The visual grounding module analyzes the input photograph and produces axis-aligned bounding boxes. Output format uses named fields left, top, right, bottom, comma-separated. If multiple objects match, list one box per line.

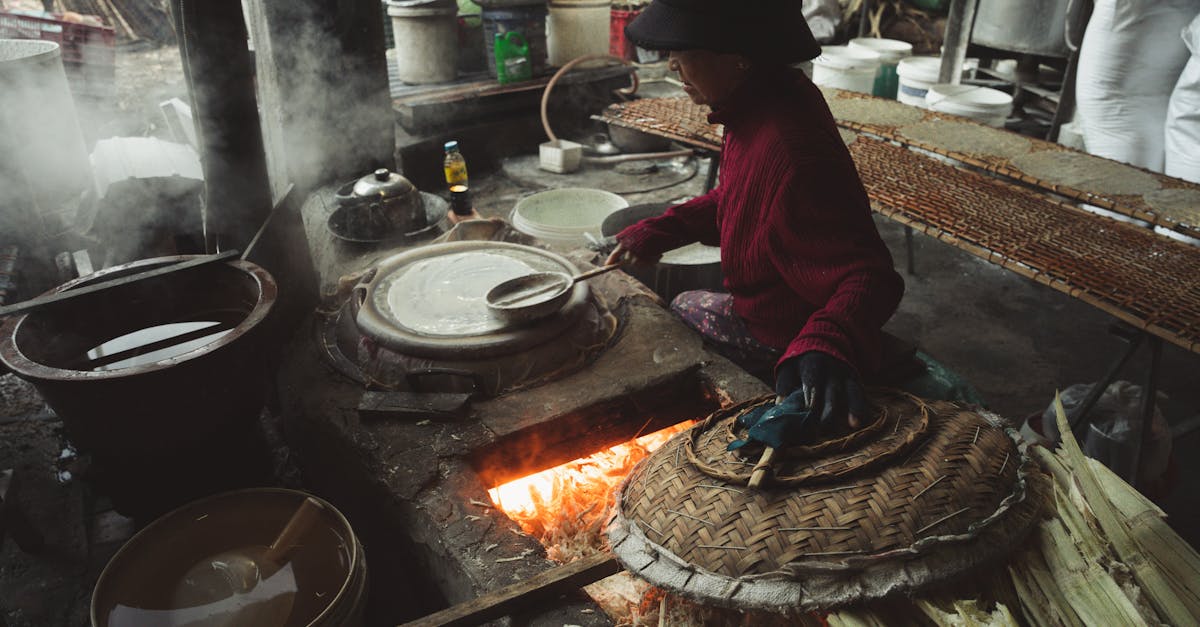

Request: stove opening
left=485, top=421, right=700, bottom=624
left=481, top=412, right=811, bottom=625
left=486, top=421, right=694, bottom=563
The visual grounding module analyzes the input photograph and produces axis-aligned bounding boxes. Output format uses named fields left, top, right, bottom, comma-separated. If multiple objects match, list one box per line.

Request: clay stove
left=278, top=229, right=770, bottom=623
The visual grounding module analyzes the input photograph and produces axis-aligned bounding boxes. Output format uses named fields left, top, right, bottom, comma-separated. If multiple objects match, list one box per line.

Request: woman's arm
left=765, top=163, right=904, bottom=376
left=613, top=187, right=722, bottom=262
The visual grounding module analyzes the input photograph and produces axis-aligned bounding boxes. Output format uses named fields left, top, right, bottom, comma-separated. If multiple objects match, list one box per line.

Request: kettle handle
left=500, top=31, right=527, bottom=49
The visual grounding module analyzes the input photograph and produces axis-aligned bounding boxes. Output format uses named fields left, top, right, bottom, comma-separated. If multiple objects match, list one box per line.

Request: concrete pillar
left=170, top=0, right=273, bottom=252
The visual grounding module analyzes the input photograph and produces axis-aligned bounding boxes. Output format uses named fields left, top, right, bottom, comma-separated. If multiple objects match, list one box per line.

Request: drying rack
left=597, top=93, right=1200, bottom=486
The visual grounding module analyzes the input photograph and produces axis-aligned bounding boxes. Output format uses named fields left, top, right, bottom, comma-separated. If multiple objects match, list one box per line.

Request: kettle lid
left=352, top=168, right=416, bottom=199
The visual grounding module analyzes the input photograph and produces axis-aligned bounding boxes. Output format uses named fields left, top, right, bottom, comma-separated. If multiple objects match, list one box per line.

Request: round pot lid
left=607, top=392, right=1047, bottom=613
left=351, top=168, right=417, bottom=200
left=355, top=241, right=592, bottom=360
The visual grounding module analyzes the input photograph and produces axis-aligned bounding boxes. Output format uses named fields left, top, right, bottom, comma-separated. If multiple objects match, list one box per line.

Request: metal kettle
left=344, top=168, right=426, bottom=234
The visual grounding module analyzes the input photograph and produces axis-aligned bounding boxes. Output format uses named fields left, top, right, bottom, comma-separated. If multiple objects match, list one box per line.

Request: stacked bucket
left=811, top=36, right=1012, bottom=128
left=388, top=0, right=621, bottom=84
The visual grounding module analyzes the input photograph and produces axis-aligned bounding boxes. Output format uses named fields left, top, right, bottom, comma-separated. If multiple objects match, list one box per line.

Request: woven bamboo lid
left=607, top=392, right=1047, bottom=612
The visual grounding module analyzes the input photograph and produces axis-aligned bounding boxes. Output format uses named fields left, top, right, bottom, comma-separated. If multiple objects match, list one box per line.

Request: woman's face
left=668, top=50, right=749, bottom=107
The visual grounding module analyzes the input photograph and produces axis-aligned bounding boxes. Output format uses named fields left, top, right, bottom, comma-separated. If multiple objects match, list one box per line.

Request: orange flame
left=487, top=421, right=694, bottom=561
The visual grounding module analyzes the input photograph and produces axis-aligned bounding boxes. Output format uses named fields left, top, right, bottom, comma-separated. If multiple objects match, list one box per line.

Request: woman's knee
left=670, top=290, right=721, bottom=316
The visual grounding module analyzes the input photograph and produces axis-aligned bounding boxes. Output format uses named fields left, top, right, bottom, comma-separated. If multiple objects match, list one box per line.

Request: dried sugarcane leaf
left=1008, top=546, right=1085, bottom=627
left=1038, top=517, right=1148, bottom=626
left=1055, top=482, right=1111, bottom=562
left=1007, top=557, right=1064, bottom=627
left=1029, top=445, right=1071, bottom=489
left=913, top=599, right=960, bottom=626
left=1061, top=474, right=1163, bottom=622
left=1085, top=458, right=1200, bottom=612
left=1085, top=458, right=1165, bottom=518
left=826, top=608, right=891, bottom=627
left=913, top=597, right=1019, bottom=626
left=950, top=599, right=1019, bottom=626
left=1052, top=396, right=1194, bottom=624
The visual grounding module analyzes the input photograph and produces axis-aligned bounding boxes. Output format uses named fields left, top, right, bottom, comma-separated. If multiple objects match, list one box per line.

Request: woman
left=607, top=0, right=904, bottom=443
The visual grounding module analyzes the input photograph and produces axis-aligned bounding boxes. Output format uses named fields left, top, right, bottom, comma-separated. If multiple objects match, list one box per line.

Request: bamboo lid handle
left=261, top=497, right=324, bottom=567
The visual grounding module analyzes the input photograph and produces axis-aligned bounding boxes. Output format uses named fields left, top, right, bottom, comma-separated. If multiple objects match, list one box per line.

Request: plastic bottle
left=494, top=32, right=532, bottom=85
left=443, top=140, right=468, bottom=189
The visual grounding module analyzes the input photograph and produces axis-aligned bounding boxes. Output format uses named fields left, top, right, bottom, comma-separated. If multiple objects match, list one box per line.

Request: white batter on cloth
left=660, top=242, right=721, bottom=265
left=385, top=252, right=536, bottom=336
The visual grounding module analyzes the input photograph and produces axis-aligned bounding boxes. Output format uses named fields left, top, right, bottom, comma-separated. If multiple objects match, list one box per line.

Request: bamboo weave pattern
left=850, top=136, right=1200, bottom=354
left=826, top=89, right=1200, bottom=234
left=609, top=393, right=1046, bottom=611
left=597, top=97, right=723, bottom=152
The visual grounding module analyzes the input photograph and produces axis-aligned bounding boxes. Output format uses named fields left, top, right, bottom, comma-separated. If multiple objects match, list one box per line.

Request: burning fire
left=488, top=421, right=695, bottom=562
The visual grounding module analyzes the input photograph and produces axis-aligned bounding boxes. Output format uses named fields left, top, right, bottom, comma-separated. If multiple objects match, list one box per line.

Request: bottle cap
left=450, top=186, right=473, bottom=216
left=444, top=140, right=459, bottom=152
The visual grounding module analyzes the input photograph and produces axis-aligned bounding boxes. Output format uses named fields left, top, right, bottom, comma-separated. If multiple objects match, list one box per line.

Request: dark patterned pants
left=670, top=290, right=783, bottom=382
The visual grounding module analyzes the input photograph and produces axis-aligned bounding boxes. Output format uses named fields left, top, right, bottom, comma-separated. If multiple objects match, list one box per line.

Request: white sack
left=1165, top=13, right=1200, bottom=183
left=803, top=0, right=841, bottom=42
left=1075, top=0, right=1197, bottom=172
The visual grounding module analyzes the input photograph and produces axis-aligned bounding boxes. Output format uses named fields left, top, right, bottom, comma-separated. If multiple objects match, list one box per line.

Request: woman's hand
left=775, top=352, right=865, bottom=439
left=605, top=242, right=652, bottom=267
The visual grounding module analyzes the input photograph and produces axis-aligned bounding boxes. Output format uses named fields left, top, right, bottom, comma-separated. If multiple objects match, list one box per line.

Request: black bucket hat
left=625, top=0, right=821, bottom=63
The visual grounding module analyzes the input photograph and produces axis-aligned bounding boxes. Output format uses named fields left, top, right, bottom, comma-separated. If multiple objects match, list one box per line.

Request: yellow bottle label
left=444, top=160, right=468, bottom=186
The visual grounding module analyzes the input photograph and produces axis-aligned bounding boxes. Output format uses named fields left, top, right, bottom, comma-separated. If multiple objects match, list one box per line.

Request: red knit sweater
left=616, top=69, right=904, bottom=376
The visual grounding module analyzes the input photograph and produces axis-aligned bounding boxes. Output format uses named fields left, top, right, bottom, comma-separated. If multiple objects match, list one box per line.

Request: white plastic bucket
left=811, top=45, right=881, bottom=94
left=547, top=0, right=610, bottom=66
left=849, top=38, right=912, bottom=99
left=896, top=56, right=971, bottom=108
left=0, top=40, right=92, bottom=236
left=896, top=56, right=942, bottom=107
left=388, top=0, right=458, bottom=84
left=511, top=188, right=629, bottom=249
left=925, top=84, right=1013, bottom=127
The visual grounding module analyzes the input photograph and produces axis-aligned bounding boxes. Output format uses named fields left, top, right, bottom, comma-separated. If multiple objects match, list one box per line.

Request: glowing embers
left=487, top=422, right=694, bottom=563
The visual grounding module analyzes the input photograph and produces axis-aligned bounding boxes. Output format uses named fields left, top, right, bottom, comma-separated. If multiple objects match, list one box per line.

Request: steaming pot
left=343, top=168, right=426, bottom=234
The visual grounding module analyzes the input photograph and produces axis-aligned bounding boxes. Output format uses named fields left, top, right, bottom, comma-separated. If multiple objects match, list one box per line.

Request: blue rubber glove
left=774, top=351, right=866, bottom=441
left=727, top=394, right=817, bottom=451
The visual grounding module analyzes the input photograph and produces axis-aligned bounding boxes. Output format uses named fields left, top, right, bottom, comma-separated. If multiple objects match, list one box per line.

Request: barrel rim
left=0, top=38, right=61, bottom=63
left=0, top=255, right=277, bottom=381
left=90, top=488, right=363, bottom=627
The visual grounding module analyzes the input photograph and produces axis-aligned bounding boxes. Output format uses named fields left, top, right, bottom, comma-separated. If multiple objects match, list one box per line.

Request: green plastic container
left=494, top=31, right=532, bottom=84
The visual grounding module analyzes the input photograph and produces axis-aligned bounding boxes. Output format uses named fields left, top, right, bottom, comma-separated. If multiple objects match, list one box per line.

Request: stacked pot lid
left=607, top=391, right=1047, bottom=612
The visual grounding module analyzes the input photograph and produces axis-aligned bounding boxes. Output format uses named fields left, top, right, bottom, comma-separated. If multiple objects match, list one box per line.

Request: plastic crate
left=0, top=11, right=116, bottom=103
left=0, top=11, right=115, bottom=64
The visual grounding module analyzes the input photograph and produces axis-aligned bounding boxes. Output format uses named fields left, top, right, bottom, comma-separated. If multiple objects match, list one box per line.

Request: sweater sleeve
left=764, top=161, right=904, bottom=376
left=614, top=188, right=722, bottom=261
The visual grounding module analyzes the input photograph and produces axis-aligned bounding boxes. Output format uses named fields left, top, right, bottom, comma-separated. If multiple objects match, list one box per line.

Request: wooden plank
left=399, top=552, right=621, bottom=627
left=391, top=65, right=631, bottom=106
left=0, top=250, right=238, bottom=319
left=392, top=65, right=634, bottom=130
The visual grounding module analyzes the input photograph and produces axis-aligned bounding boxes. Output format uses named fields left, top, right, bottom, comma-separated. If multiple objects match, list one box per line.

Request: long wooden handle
left=571, top=262, right=621, bottom=283
left=748, top=395, right=786, bottom=488
left=261, top=497, right=324, bottom=567
left=0, top=249, right=239, bottom=319
left=400, top=552, right=620, bottom=627
left=748, top=447, right=777, bottom=488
